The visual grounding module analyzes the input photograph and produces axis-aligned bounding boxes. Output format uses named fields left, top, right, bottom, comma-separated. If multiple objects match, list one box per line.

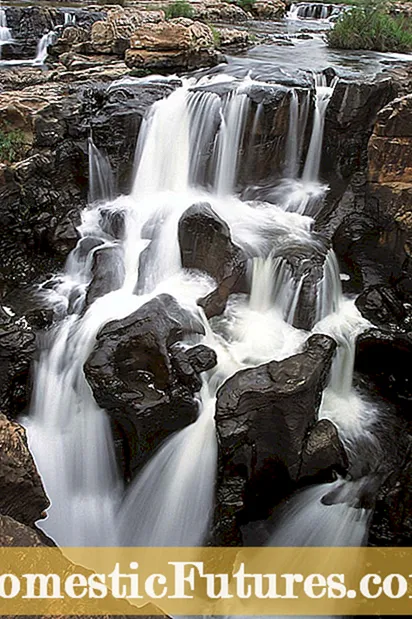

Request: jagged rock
left=170, top=343, right=217, bottom=391
left=125, top=18, right=220, bottom=73
left=214, top=334, right=337, bottom=532
left=366, top=94, right=412, bottom=270
left=0, top=413, right=49, bottom=526
left=0, top=514, right=50, bottom=547
left=356, top=285, right=406, bottom=327
left=251, top=0, right=286, bottom=19
left=90, top=7, right=165, bottom=56
left=85, top=245, right=125, bottom=307
left=0, top=312, right=36, bottom=416
left=178, top=202, right=247, bottom=318
left=299, top=419, right=348, bottom=480
left=194, top=2, right=249, bottom=22
left=356, top=329, right=412, bottom=415
left=84, top=294, right=207, bottom=477
left=216, top=27, right=249, bottom=49
left=323, top=76, right=397, bottom=185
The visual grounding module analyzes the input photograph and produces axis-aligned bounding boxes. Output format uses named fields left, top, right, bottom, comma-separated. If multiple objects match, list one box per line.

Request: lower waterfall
left=23, top=70, right=382, bottom=553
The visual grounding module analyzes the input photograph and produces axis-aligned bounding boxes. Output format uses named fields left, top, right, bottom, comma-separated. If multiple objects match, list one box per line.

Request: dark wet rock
left=85, top=245, right=125, bottom=307
left=0, top=312, right=36, bottom=417
left=323, top=76, right=397, bottom=185
left=356, top=285, right=406, bottom=327
left=368, top=445, right=412, bottom=546
left=170, top=344, right=217, bottom=392
left=0, top=412, right=49, bottom=527
left=299, top=419, right=348, bottom=480
left=84, top=294, right=207, bottom=478
left=213, top=334, right=337, bottom=540
left=0, top=79, right=180, bottom=307
left=356, top=329, right=412, bottom=415
left=178, top=202, right=247, bottom=318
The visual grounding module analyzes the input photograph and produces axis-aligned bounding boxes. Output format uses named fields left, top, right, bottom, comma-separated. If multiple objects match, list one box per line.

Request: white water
left=33, top=31, right=55, bottom=65
left=23, top=72, right=380, bottom=551
left=64, top=12, right=76, bottom=27
left=287, top=2, right=343, bottom=21
left=0, top=7, right=12, bottom=59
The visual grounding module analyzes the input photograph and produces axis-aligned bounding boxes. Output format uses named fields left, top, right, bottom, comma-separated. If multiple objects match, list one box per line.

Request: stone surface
left=299, top=418, right=348, bottom=480
left=125, top=18, right=219, bottom=72
left=84, top=294, right=208, bottom=477
left=0, top=412, right=49, bottom=527
left=178, top=202, right=247, bottom=318
left=0, top=312, right=36, bottom=417
left=214, top=334, right=337, bottom=534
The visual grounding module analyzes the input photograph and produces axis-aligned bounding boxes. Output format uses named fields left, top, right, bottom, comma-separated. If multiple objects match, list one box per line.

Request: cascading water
left=24, top=70, right=382, bottom=553
left=302, top=73, right=338, bottom=183
left=287, top=2, right=343, bottom=21
left=33, top=31, right=55, bottom=65
left=0, top=7, right=12, bottom=59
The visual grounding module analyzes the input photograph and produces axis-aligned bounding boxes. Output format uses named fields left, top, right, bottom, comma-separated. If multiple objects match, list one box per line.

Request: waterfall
left=24, top=71, right=382, bottom=552
left=88, top=138, right=115, bottom=204
left=64, top=12, right=76, bottom=26
left=214, top=90, right=250, bottom=196
left=33, top=31, right=55, bottom=66
left=287, top=2, right=343, bottom=21
left=120, top=387, right=217, bottom=546
left=0, top=7, right=12, bottom=59
left=302, top=73, right=337, bottom=183
left=285, top=90, right=299, bottom=178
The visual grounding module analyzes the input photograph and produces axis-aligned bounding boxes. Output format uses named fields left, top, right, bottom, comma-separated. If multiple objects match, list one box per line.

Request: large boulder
left=125, top=18, right=220, bottom=73
left=194, top=2, right=249, bottom=22
left=0, top=311, right=36, bottom=417
left=0, top=412, right=49, bottom=527
left=178, top=202, right=247, bottom=318
left=84, top=294, right=216, bottom=478
left=251, top=0, right=286, bottom=19
left=214, top=334, right=340, bottom=540
left=90, top=7, right=165, bottom=56
left=356, top=329, right=412, bottom=418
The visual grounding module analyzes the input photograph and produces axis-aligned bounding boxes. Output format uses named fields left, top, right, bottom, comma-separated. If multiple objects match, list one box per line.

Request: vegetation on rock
left=163, top=0, right=195, bottom=19
left=327, top=0, right=412, bottom=52
left=0, top=127, right=26, bottom=164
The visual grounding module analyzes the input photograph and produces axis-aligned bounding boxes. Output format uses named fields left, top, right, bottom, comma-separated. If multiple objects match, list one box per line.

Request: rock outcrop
left=125, top=18, right=220, bottom=73
left=213, top=334, right=343, bottom=542
left=0, top=412, right=49, bottom=527
left=84, top=294, right=216, bottom=478
left=0, top=311, right=36, bottom=416
left=178, top=202, right=247, bottom=318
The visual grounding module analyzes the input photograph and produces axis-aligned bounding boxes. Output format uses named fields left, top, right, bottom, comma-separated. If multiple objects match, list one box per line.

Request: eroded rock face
left=356, top=329, right=412, bottom=417
left=178, top=202, right=247, bottom=318
left=125, top=18, right=220, bottom=73
left=194, top=2, right=249, bottom=22
left=251, top=0, right=286, bottom=19
left=367, top=95, right=412, bottom=266
left=0, top=311, right=36, bottom=417
left=84, top=294, right=216, bottom=478
left=0, top=413, right=49, bottom=526
left=214, top=334, right=339, bottom=539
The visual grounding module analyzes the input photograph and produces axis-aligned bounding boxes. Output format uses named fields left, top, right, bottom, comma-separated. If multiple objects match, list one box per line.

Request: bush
left=327, top=0, right=412, bottom=52
left=233, top=0, right=255, bottom=12
left=0, top=128, right=26, bottom=164
left=163, top=1, right=195, bottom=19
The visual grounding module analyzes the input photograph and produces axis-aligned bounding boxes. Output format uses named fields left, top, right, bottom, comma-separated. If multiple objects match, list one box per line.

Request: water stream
left=23, top=70, right=381, bottom=552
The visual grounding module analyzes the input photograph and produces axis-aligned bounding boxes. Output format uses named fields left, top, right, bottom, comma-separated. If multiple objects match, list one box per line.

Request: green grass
left=163, top=1, right=195, bottom=19
left=0, top=128, right=26, bottom=164
left=209, top=24, right=221, bottom=46
left=327, top=0, right=412, bottom=52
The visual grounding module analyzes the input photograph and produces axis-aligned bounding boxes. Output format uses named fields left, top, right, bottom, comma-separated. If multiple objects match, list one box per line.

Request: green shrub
left=233, top=0, right=255, bottom=12
left=163, top=1, right=195, bottom=19
left=0, top=128, right=26, bottom=164
left=209, top=24, right=221, bottom=46
left=327, top=0, right=412, bottom=52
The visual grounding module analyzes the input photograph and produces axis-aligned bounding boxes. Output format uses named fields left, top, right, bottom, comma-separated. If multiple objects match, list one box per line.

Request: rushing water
left=0, top=7, right=12, bottom=59
left=23, top=69, right=380, bottom=552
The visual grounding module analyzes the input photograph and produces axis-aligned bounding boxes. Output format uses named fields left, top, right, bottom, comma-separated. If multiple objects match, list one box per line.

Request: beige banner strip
left=0, top=547, right=411, bottom=615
